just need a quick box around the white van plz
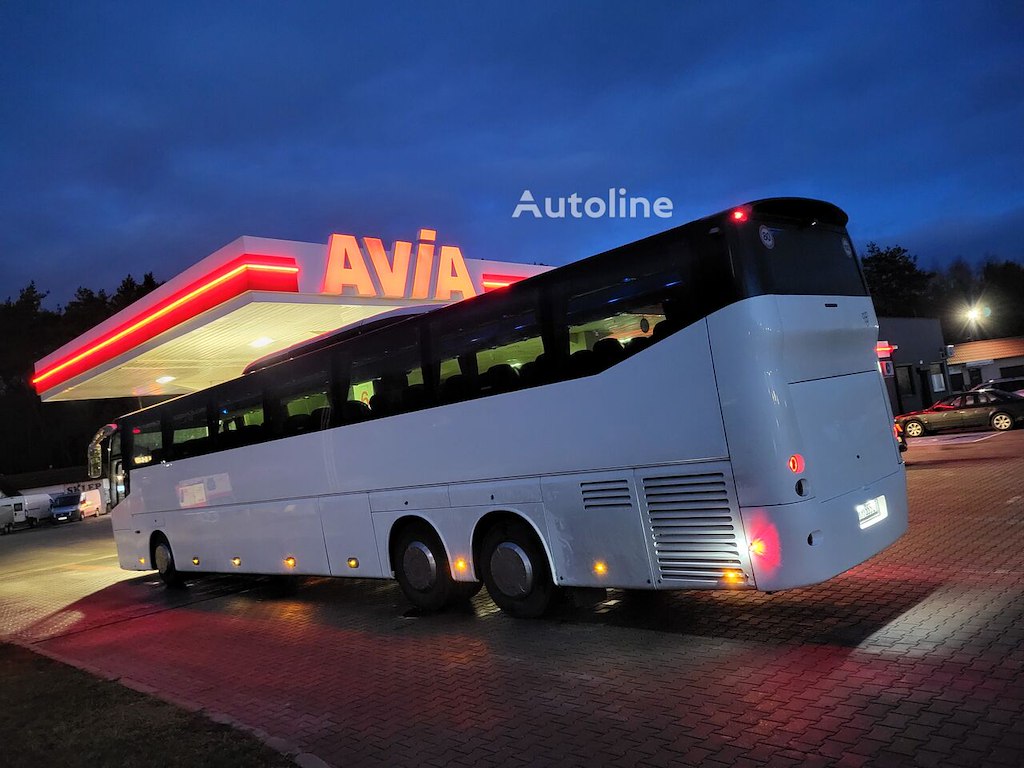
[0,493,53,528]
[78,488,106,517]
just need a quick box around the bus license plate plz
[855,495,887,530]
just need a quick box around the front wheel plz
[153,536,186,588]
[991,412,1014,431]
[480,520,556,619]
[903,420,925,438]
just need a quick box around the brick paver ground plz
[1,432,1022,766]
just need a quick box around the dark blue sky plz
[2,1,1022,306]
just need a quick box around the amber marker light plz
[138,557,146,565]
[593,560,609,576]
[192,557,200,566]
[749,539,767,558]
[347,558,359,569]
[284,556,297,568]
[722,568,745,585]
[231,556,241,567]
[454,557,468,573]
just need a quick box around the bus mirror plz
[88,442,103,479]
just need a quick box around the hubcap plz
[994,414,1011,430]
[490,542,534,598]
[403,541,437,591]
[154,543,172,574]
[906,423,922,437]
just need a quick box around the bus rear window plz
[733,222,867,297]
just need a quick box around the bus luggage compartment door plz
[788,371,900,502]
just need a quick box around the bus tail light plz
[788,454,805,473]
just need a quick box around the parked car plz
[970,377,1024,397]
[48,493,83,523]
[0,501,13,534]
[896,389,1024,437]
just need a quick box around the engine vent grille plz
[642,472,741,584]
[581,479,633,512]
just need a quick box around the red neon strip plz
[33,255,300,393]
[481,273,526,292]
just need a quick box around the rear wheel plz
[480,520,556,619]
[903,420,925,438]
[991,412,1014,431]
[153,535,186,588]
[392,522,458,612]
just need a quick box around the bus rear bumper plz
[741,467,908,592]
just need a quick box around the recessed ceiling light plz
[250,336,274,348]
[156,376,176,384]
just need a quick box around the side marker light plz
[192,557,200,566]
[788,454,805,473]
[231,557,241,567]
[453,557,468,573]
[593,560,608,576]
[284,556,297,568]
[347,557,359,569]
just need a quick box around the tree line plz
[2,250,1023,475]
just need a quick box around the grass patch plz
[0,643,293,768]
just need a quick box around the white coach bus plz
[89,198,907,618]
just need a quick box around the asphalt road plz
[2,432,1022,767]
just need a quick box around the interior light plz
[284,556,296,568]
[155,376,176,384]
[231,556,241,567]
[192,557,200,566]
[788,454,806,473]
[453,557,468,573]
[593,560,608,576]
[347,557,359,569]
[250,336,275,348]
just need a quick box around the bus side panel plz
[540,471,656,589]
[320,493,385,577]
[176,498,331,576]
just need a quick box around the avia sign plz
[322,228,477,301]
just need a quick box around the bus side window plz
[130,419,163,467]
[427,289,543,401]
[216,381,266,449]
[169,404,212,459]
[348,326,423,419]
[269,353,333,437]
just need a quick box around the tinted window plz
[732,222,867,297]
[349,326,424,418]
[170,405,211,459]
[216,379,265,448]
[270,353,333,436]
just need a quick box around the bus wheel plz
[991,412,1014,431]
[480,520,555,619]
[903,420,925,438]
[393,523,455,612]
[153,535,186,589]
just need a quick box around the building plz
[876,317,951,415]
[947,337,1024,390]
[32,229,548,402]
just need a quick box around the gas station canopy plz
[33,229,547,401]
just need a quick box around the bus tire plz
[392,522,456,612]
[480,520,555,619]
[991,412,1014,431]
[903,420,925,438]
[450,580,483,604]
[152,535,186,589]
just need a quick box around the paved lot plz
[2,434,1023,767]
